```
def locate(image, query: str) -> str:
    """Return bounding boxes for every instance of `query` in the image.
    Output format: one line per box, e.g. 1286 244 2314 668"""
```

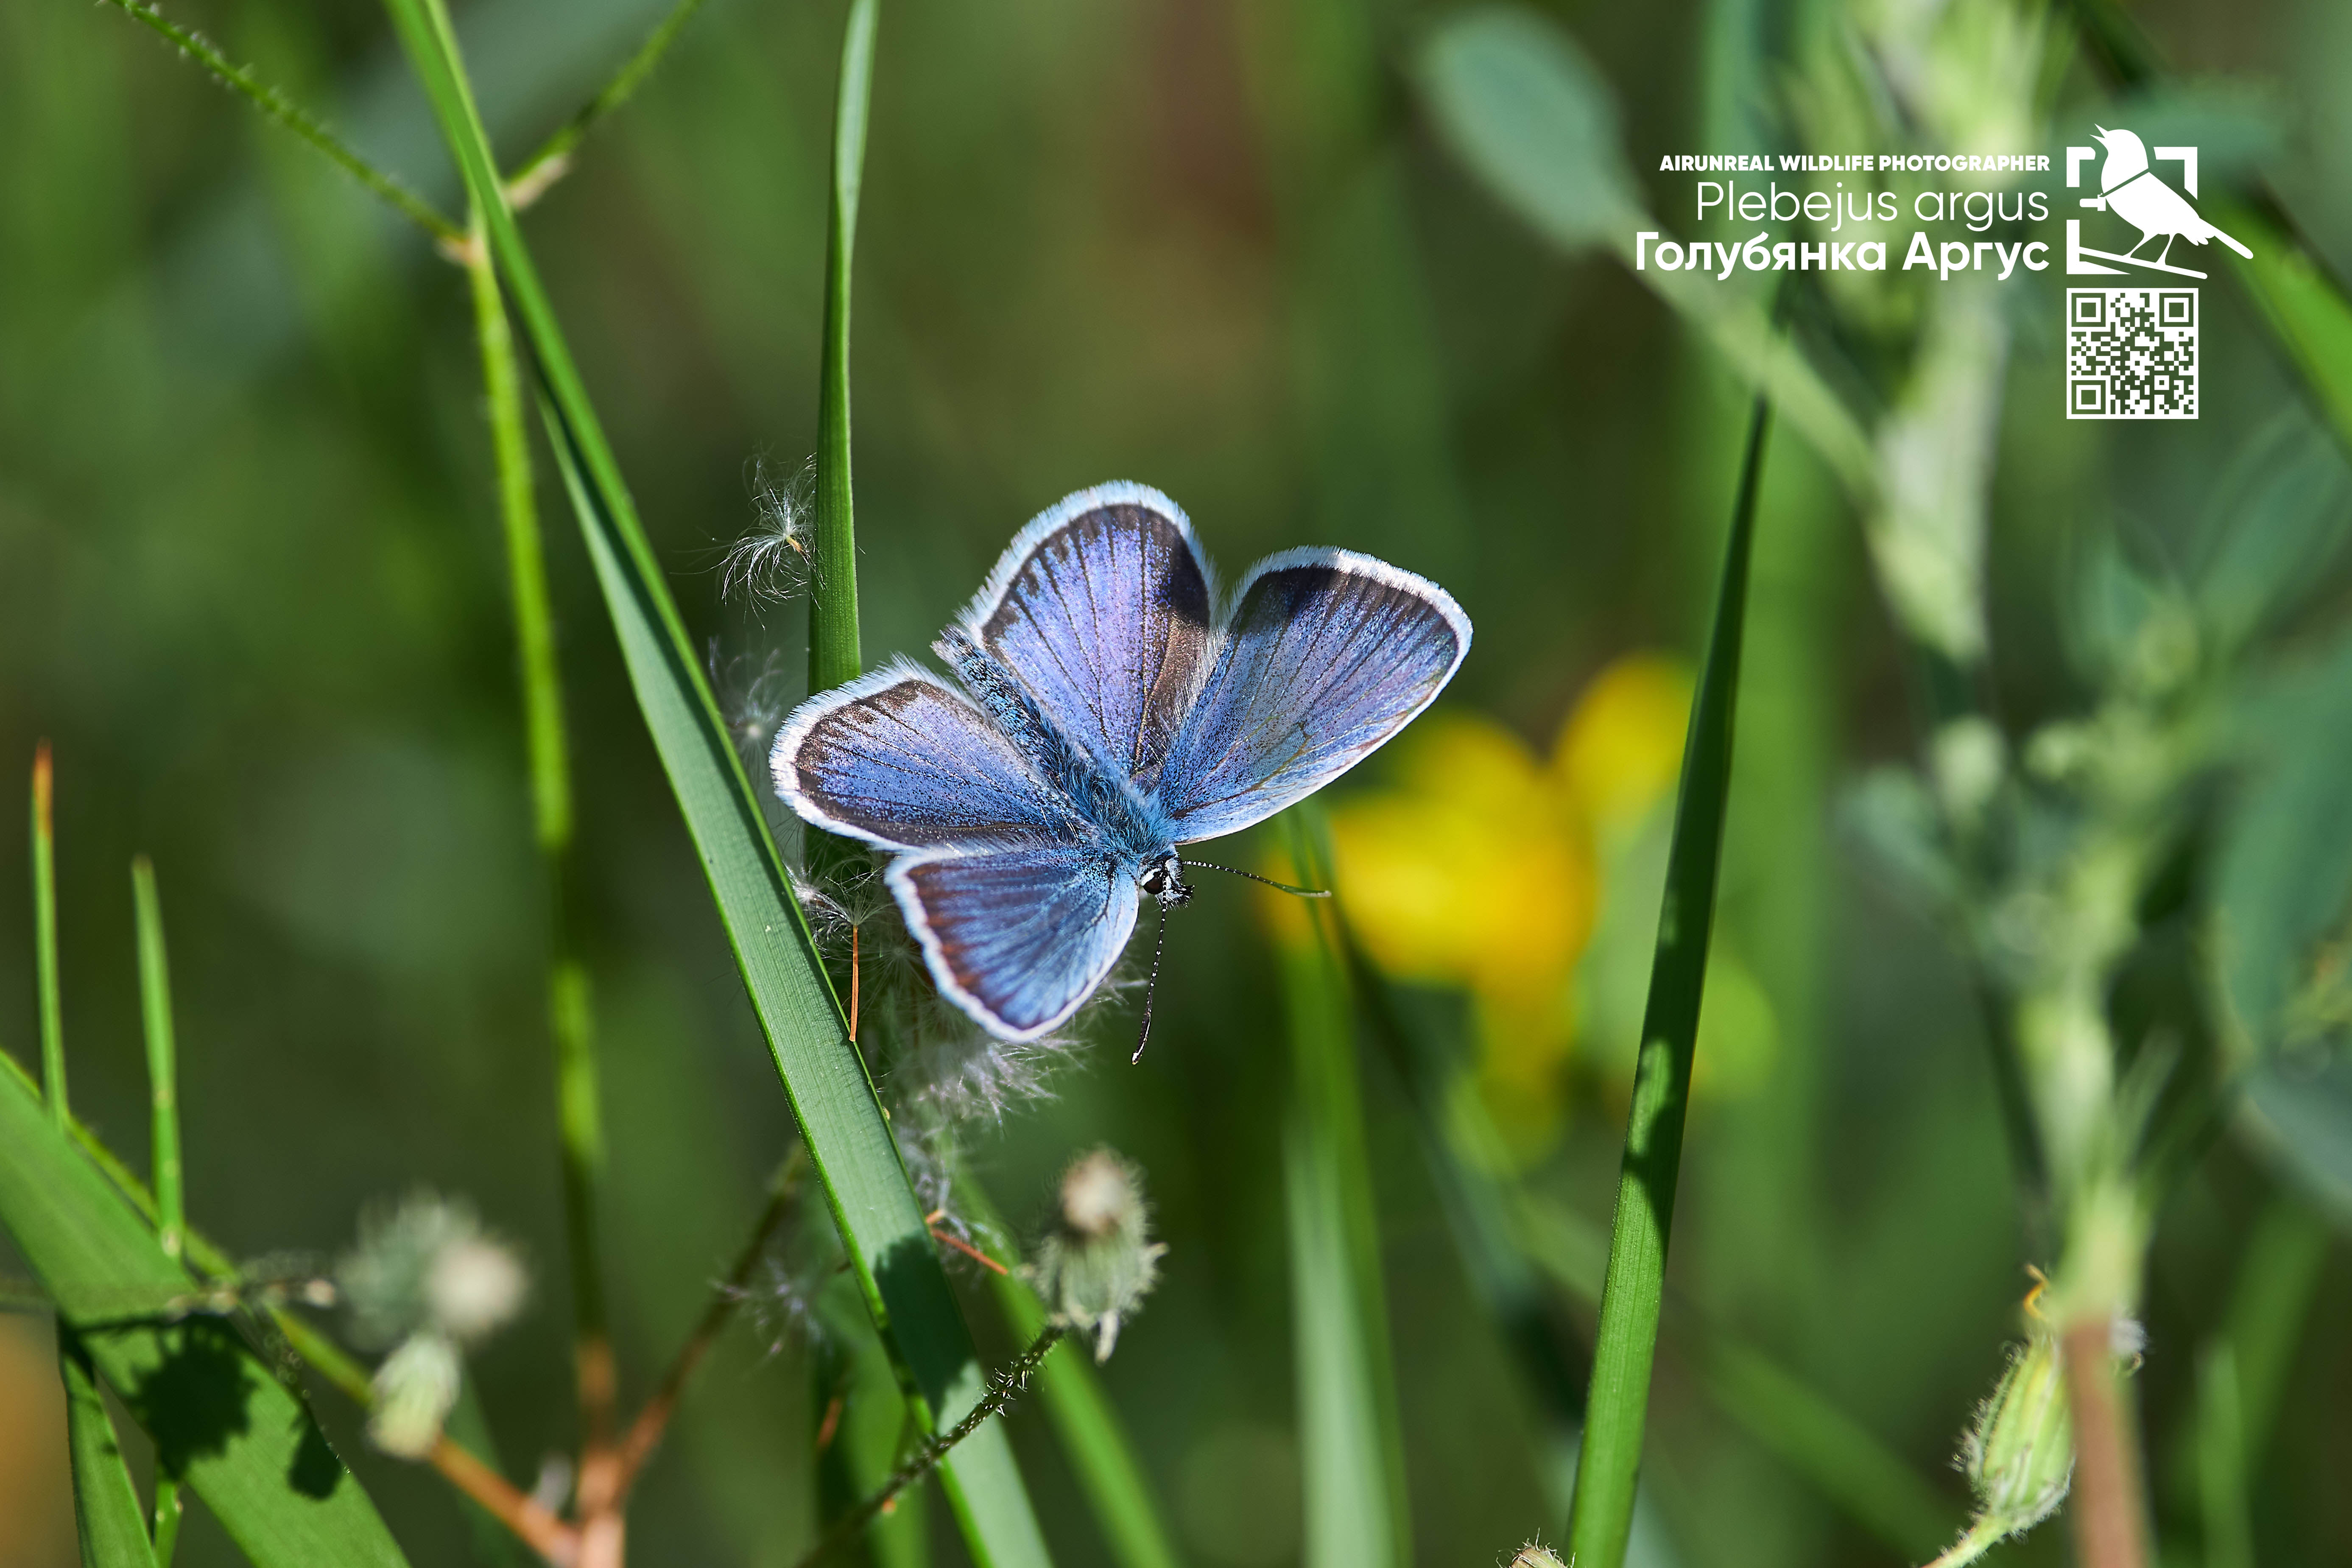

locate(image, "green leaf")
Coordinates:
2240 1054 2352 1227
1413 6 1638 253
0 1056 411 1566
2214 637 2352 1053
1279 810 1408 1568
375 3 1050 1560
60 1328 160 1568
2227 208 2352 459
1566 393 1772 1568
1413 7 1873 497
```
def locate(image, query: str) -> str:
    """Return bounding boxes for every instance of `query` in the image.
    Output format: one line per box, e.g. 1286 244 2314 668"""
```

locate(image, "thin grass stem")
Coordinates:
462 209 619 1543
152 1479 185 1563
379 2 1053 1560
800 0 879 897
130 858 184 1263
97 0 461 246
808 0 877 700
1280 808 1408 1568
611 1152 806 1499
31 743 65 1130
506 0 712 207
131 856 189 1559
1564 388 1772 1568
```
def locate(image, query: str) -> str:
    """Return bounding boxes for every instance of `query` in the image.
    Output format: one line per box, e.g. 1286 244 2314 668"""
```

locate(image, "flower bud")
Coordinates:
1960 1325 2073 1536
1028 1149 1165 1362
368 1332 461 1459
1512 1545 1567 1568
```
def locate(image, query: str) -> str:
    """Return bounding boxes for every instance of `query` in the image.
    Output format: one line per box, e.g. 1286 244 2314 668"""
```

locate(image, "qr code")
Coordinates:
2067 288 2197 419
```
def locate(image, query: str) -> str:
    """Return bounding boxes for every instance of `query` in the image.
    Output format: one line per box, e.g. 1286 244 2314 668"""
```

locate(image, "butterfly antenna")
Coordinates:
1133 903 1170 1065
1178 858 1332 899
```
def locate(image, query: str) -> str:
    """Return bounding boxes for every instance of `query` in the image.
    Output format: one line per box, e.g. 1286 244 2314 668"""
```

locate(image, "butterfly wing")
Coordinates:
947 482 1218 791
1155 548 1470 842
770 661 1078 851
889 845 1137 1041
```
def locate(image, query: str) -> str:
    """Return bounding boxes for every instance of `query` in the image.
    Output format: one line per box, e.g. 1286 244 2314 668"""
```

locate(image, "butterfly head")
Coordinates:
1138 852 1193 909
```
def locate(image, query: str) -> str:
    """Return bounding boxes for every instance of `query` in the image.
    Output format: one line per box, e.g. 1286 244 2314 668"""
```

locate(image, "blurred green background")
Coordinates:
3 0 2349 1564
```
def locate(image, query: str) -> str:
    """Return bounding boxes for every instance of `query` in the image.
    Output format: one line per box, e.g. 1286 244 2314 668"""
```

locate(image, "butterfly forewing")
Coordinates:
1156 549 1469 843
890 846 1138 1041
956 483 1216 791
771 664 1081 851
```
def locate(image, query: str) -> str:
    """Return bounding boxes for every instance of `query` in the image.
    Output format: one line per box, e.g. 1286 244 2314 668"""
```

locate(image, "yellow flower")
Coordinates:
1299 651 1776 1152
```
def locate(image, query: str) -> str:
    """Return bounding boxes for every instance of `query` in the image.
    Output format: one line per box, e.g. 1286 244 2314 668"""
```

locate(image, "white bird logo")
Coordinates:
2079 126 2251 271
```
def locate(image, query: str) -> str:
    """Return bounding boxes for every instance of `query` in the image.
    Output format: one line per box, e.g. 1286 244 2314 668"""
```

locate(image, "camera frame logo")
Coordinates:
2062 129 2248 421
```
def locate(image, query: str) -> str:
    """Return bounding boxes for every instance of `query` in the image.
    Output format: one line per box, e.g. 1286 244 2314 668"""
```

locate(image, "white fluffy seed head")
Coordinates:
427 1235 529 1344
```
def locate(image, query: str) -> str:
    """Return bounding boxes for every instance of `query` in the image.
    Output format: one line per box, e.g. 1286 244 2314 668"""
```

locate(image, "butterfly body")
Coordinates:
773 483 1467 1043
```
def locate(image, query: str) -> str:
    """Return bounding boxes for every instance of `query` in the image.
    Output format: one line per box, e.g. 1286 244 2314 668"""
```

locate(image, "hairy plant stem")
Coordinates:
793 1328 1065 1568
98 0 461 244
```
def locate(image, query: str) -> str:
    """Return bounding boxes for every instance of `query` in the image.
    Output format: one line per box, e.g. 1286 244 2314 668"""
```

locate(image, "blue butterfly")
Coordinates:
770 482 1470 1045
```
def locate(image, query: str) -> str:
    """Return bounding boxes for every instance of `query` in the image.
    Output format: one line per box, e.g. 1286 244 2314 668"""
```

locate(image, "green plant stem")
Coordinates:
129 859 183 1263
795 1330 1065 1568
32 743 66 1130
802 0 878 895
506 0 712 205
377 2 1051 1560
97 0 460 247
152 1480 184 1564
808 0 875 700
461 209 618 1526
962 1179 1187 1568
1280 809 1408 1568
1565 388 1771 1568
131 857 188 1561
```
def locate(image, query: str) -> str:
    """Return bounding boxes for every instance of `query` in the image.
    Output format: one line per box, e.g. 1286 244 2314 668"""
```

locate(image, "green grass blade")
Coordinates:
376 3 1050 1559
2225 211 2352 456
1280 809 1408 1568
809 0 877 699
59 1328 161 1568
32 742 66 1129
129 858 182 1264
964 1179 1187 1568
1693 1336 1953 1557
1566 392 1772 1568
0 1056 412 1566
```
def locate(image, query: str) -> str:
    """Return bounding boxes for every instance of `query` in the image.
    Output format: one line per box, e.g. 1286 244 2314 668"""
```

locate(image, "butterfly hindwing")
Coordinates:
1155 549 1470 842
953 483 1217 791
770 662 1079 852
889 845 1139 1041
